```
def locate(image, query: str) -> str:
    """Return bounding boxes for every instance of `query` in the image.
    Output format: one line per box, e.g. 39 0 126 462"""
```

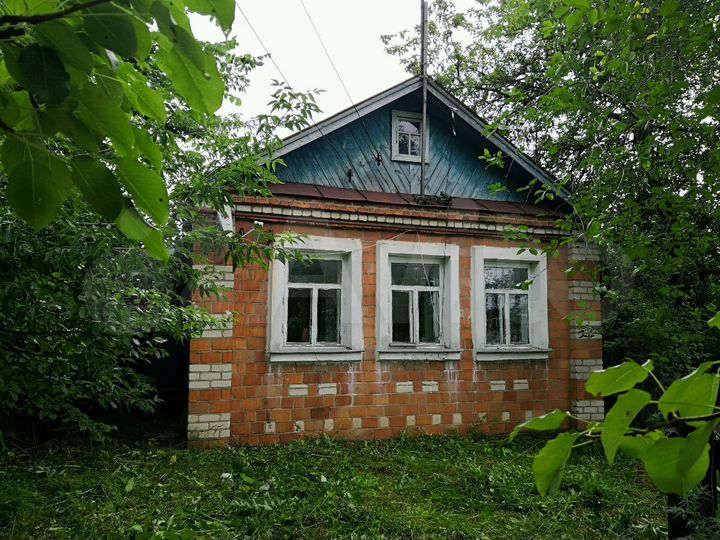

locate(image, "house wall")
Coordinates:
187 195 602 447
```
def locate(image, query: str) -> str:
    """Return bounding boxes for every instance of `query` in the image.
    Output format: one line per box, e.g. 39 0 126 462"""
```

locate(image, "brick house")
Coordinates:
188 77 603 446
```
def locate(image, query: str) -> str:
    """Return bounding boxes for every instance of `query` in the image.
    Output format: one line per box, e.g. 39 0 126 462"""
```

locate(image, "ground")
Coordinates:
0 418 666 540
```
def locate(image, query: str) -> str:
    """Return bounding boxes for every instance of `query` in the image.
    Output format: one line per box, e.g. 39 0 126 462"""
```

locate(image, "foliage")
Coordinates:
0 426 665 539
513 347 719 498
384 0 720 384
0 0 236 256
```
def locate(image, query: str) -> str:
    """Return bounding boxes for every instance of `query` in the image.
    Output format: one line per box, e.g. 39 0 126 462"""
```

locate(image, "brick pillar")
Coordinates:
567 243 604 423
188 264 235 447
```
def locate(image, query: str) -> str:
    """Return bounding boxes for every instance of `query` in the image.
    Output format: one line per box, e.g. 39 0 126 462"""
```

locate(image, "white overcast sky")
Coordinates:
191 0 475 123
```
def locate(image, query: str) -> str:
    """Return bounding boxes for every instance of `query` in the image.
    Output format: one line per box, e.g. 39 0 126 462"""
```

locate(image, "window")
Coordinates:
269 236 363 362
472 246 549 361
376 241 460 361
391 111 427 162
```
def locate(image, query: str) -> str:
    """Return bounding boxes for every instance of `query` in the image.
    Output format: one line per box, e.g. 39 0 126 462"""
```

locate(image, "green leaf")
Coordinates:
118 63 167 124
708 312 720 329
142 228 170 262
185 0 236 33
15 45 69 106
659 368 719 420
533 432 580 496
617 435 655 459
125 478 135 493
115 199 152 240
586 360 652 397
115 158 169 225
70 156 124 219
75 84 135 155
83 4 138 58
155 34 224 115
631 18 645 34
510 409 568 441
7 158 73 230
153 3 208 72
643 437 709 496
601 389 651 464
131 126 163 171
562 0 590 9
660 0 680 17
38 108 101 153
35 20 93 72
677 420 719 481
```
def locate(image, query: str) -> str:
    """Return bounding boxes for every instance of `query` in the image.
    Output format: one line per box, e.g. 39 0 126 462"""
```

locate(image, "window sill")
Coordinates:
475 347 551 361
269 348 364 363
376 347 462 361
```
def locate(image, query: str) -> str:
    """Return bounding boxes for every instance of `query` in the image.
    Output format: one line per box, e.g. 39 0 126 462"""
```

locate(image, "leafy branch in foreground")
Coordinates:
513 315 720 498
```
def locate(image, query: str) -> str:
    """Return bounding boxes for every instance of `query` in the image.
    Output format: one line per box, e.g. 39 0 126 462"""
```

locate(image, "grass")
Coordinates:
0 420 666 540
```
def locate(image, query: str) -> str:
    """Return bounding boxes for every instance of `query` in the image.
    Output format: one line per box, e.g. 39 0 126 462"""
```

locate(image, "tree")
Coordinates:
0 2 322 437
384 0 720 386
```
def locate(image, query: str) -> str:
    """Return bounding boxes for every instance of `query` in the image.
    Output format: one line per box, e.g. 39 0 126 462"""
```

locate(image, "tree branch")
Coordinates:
0 0 111 26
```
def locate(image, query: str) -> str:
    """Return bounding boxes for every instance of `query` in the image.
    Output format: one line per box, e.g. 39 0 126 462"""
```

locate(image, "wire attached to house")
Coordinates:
297 0 403 194
236 2 362 187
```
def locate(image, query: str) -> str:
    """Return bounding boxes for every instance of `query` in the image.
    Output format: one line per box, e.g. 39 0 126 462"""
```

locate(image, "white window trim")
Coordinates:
376 241 460 361
269 236 363 363
391 110 429 163
472 246 550 361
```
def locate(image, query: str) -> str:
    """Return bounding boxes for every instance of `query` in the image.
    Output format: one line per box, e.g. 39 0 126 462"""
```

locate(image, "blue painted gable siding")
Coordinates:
276 91 534 202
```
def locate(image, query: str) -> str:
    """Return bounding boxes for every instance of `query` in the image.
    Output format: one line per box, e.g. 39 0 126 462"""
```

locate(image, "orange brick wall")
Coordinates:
188 195 602 447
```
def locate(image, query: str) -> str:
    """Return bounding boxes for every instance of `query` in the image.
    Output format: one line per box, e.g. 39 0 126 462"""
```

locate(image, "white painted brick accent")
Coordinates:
187 412 230 440
432 414 441 425
568 242 600 262
477 412 488 423
572 399 605 421
379 416 389 428
264 421 276 434
288 384 309 396
490 380 506 392
568 280 599 301
570 358 604 380
525 410 534 421
188 363 231 389
352 418 362 429
395 381 413 393
193 264 235 290
422 381 439 393
294 420 305 432
201 312 234 339
324 419 334 431
513 379 529 391
501 411 510 422
318 383 337 396
406 415 416 426
570 319 602 340
452 413 462 425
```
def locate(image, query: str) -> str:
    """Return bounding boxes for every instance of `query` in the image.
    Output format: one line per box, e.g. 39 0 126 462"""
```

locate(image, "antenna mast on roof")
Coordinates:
420 0 428 197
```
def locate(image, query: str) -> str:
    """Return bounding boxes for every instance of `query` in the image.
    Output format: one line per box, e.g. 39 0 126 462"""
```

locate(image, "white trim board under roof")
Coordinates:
275 76 569 202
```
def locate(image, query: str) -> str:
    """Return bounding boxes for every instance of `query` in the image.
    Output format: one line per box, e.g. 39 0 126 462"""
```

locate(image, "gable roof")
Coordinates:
275 76 569 202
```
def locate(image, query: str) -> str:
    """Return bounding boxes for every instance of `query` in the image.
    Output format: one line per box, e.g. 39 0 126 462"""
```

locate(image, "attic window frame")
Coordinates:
391 110 428 163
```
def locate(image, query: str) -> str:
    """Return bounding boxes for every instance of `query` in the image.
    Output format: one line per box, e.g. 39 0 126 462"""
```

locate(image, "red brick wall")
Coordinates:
188 195 601 447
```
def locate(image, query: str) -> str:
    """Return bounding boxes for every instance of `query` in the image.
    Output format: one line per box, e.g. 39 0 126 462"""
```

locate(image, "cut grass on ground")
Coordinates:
0 426 666 540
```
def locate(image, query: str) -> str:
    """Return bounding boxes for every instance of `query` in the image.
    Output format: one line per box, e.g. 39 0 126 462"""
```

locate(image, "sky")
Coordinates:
191 0 475 124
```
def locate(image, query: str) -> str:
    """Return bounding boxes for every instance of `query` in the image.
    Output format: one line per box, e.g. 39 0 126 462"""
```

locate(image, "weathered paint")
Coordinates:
276 90 537 202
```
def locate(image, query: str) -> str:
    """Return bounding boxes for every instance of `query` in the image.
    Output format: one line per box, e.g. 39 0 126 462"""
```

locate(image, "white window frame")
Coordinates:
376 241 460 361
391 110 429 163
269 236 363 362
472 246 550 361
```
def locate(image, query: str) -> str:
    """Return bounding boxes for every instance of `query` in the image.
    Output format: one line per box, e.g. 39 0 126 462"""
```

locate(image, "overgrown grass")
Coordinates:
0 422 666 540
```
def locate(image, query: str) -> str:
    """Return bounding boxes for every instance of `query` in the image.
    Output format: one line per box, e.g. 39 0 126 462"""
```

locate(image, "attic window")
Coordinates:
392 111 427 162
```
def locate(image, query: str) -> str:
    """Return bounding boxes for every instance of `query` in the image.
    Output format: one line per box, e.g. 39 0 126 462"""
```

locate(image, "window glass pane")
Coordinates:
485 266 528 289
409 134 421 156
398 119 420 135
509 294 530 345
418 290 440 343
398 133 409 155
485 293 505 345
287 288 311 343
317 288 340 343
392 290 411 342
391 262 440 286
289 259 341 284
